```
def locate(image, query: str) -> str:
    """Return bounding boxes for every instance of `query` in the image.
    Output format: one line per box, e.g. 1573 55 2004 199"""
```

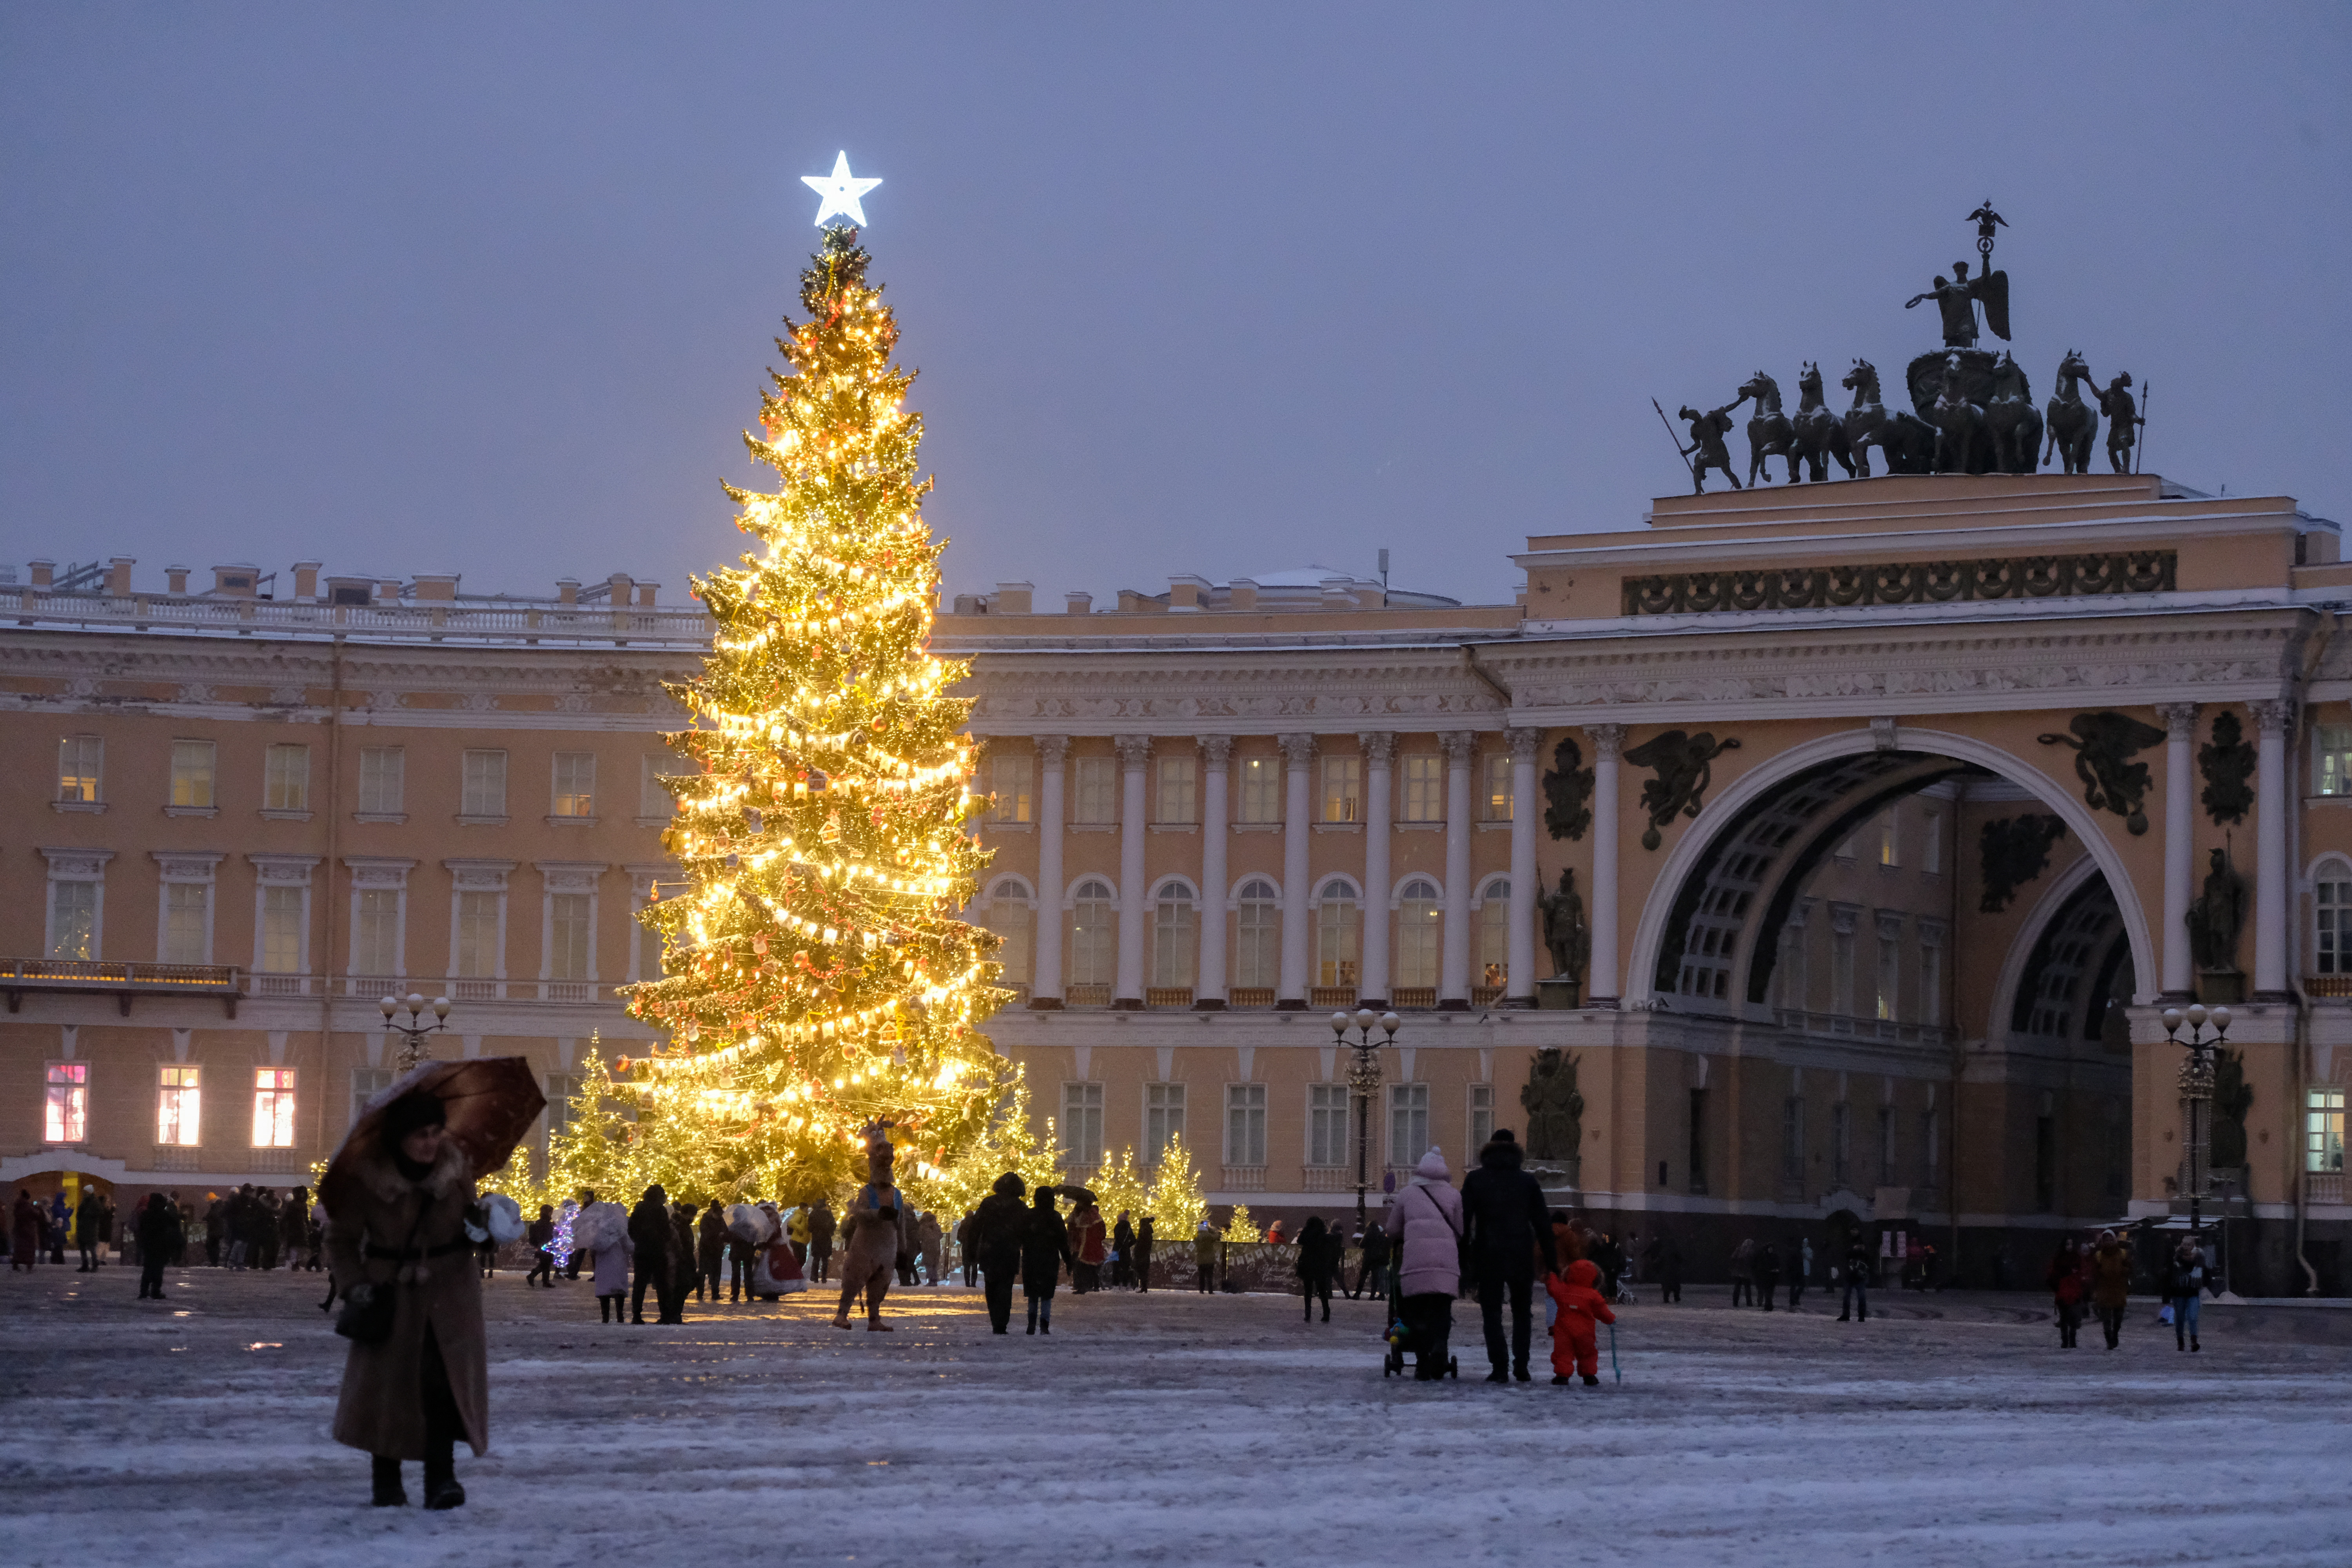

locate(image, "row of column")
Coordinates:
1022 729 1576 1011
2159 700 2290 1000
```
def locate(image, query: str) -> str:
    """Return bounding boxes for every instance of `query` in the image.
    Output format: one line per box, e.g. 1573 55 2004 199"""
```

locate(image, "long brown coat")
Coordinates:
2089 1239 2133 1311
323 1140 489 1459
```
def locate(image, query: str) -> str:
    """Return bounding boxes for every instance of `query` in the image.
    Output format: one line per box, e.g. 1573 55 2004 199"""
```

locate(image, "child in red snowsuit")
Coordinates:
1545 1258 1616 1385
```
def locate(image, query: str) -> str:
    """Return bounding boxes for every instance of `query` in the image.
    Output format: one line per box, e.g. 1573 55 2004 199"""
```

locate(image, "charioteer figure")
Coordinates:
1906 259 2009 349
2094 372 2144 474
1676 400 1745 494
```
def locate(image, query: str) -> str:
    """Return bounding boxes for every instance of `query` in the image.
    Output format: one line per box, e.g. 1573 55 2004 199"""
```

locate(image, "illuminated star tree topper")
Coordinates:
801 151 882 228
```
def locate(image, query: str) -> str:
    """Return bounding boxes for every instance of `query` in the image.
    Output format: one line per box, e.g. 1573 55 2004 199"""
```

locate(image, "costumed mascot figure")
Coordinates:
831 1123 916 1331
739 1200 804 1299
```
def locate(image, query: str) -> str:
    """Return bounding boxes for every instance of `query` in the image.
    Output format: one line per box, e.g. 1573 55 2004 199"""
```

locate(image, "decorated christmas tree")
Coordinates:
618 223 1006 1204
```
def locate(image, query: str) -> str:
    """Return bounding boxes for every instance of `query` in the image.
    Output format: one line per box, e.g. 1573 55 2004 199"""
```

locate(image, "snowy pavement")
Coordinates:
4 1265 2349 1568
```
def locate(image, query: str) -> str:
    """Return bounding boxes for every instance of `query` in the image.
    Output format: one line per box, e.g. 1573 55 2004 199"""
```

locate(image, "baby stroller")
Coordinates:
1379 1253 1458 1379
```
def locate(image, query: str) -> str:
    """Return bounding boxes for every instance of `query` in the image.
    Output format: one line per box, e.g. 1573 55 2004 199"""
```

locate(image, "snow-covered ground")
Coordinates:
4 1264 2348 1567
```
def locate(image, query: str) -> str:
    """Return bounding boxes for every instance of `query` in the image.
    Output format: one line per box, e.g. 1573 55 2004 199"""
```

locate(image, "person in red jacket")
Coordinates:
1544 1258 1616 1386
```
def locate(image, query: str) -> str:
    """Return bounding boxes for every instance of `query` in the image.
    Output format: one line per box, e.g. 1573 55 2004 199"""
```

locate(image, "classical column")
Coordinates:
1277 732 1316 1008
1195 737 1231 1009
1030 737 1068 1008
1358 732 1395 1006
2157 703 2198 998
1439 731 1478 1008
2252 699 2290 999
1586 724 1626 1007
1114 734 1152 1009
1506 728 1541 1005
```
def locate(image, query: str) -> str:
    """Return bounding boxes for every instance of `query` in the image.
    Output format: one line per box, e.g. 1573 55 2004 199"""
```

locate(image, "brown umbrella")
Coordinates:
321 1057 546 1218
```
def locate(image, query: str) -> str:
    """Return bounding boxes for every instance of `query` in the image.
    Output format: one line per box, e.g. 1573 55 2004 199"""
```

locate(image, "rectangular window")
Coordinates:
260 885 304 973
1225 1083 1267 1167
1688 1088 1708 1194
354 889 400 974
1151 893 1196 989
982 896 1030 984
1877 932 1900 1022
2310 1087 2347 1173
640 756 675 819
1072 756 1116 824
57 735 102 802
163 882 209 965
171 740 217 808
1878 1105 1897 1185
1781 1094 1806 1183
1831 1101 1851 1186
1308 1083 1349 1168
252 1068 297 1148
1483 754 1513 821
1320 756 1361 823
1919 942 1944 1027
1388 1082 1430 1167
551 752 595 818
1468 1083 1495 1151
548 894 592 981
545 1072 583 1141
461 750 508 817
1070 886 1116 985
45 1062 89 1143
990 752 1034 824
49 880 98 960
1922 812 1942 875
2319 882 2352 976
456 891 501 978
1400 755 1444 822
264 744 310 811
158 1065 202 1147
1236 755 1281 823
1157 755 1197 824
1877 809 1899 867
2318 724 2352 796
350 1068 392 1132
1234 890 1279 989
358 747 404 814
1831 928 1855 1015
1478 888 1511 990
1144 1082 1186 1165
1062 1081 1104 1167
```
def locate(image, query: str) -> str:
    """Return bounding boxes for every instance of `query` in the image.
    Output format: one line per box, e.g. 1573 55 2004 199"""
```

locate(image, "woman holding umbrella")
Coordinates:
322 1060 543 1510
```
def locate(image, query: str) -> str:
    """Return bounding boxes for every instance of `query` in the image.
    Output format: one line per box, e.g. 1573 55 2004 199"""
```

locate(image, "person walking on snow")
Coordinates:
1193 1220 1221 1294
1021 1187 1074 1334
627 1186 676 1325
969 1172 1029 1333
1729 1237 1756 1307
1296 1216 1341 1322
135 1192 177 1299
2089 1230 2132 1350
1383 1147 1466 1381
1545 1258 1617 1385
1755 1241 1782 1311
1837 1236 1872 1322
1352 1220 1390 1300
806 1199 836 1285
2166 1236 2209 1352
1461 1129 1556 1383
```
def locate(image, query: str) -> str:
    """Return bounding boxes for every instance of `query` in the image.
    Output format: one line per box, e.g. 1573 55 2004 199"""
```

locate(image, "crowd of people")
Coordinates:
7 1183 323 1285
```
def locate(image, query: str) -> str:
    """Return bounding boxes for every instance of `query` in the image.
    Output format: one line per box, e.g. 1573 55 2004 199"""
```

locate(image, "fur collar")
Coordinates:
352 1138 471 1207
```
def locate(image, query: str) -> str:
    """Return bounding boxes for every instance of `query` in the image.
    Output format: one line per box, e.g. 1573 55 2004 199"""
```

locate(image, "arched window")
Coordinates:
1152 881 1197 989
1315 877 1360 990
1234 879 1280 989
984 880 1033 984
1070 878 1115 986
1396 878 1441 990
1477 878 1511 990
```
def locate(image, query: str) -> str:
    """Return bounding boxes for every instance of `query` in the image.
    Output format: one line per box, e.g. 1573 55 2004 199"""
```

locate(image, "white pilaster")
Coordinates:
2157 703 2197 998
1278 732 1316 1007
1114 734 1152 1007
1031 737 1069 1006
1439 731 1477 1007
1196 737 1231 1008
2252 700 2290 998
1507 728 1541 1004
1359 732 1395 1005
1587 724 1625 1006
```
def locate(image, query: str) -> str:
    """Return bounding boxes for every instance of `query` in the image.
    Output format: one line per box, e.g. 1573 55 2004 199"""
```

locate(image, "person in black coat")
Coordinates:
1019 1187 1074 1335
1133 1216 1156 1293
1296 1216 1341 1323
1351 1220 1391 1300
1755 1241 1782 1311
73 1190 104 1272
695 1204 726 1303
1649 1232 1684 1304
968 1172 1030 1334
807 1200 837 1284
1459 1129 1556 1382
134 1193 178 1299
628 1185 677 1324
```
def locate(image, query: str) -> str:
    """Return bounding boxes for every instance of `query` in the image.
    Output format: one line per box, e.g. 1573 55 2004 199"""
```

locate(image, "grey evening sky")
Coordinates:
3 4 2347 609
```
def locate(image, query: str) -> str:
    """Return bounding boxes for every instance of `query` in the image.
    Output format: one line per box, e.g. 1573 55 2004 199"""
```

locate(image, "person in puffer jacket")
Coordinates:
1380 1147 1465 1381
1544 1258 1616 1385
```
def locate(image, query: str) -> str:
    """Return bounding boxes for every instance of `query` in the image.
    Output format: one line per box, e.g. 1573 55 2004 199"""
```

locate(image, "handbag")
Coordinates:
334 1204 427 1346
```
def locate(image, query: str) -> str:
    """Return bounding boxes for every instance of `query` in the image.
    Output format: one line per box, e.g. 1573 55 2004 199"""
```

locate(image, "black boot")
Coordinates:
371 1456 407 1508
423 1443 465 1510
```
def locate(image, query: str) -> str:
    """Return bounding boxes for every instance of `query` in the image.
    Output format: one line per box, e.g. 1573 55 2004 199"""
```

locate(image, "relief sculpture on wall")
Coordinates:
2036 711 2167 834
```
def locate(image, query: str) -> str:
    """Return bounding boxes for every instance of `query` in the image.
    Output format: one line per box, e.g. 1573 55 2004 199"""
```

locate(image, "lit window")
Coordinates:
1878 810 1899 868
1072 757 1116 824
1151 885 1196 989
1236 755 1281 823
1478 880 1511 989
49 880 98 960
163 882 209 964
1877 929 1900 1021
1314 878 1359 990
1320 756 1361 823
171 740 217 808
260 886 304 973
1156 755 1197 824
1233 879 1279 989
45 1062 89 1143
358 747 404 814
456 891 501 977
2319 881 2352 975
1388 1082 1430 1166
264 744 310 811
158 1065 202 1147
1225 1083 1267 1167
990 752 1034 824
252 1068 298 1148
56 736 102 803
2310 1088 2347 1174
1144 1082 1186 1165
354 889 401 975
1400 755 1443 822
548 894 592 981
1483 754 1513 821
552 753 596 818
461 750 508 817
1395 878 1441 989
1069 879 1115 985
2318 725 2352 797
1061 1082 1104 1167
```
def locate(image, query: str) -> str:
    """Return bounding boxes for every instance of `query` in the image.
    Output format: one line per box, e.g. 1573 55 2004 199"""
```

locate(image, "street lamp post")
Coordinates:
2160 1001 2232 1236
1331 1008 1402 1233
381 992 454 1072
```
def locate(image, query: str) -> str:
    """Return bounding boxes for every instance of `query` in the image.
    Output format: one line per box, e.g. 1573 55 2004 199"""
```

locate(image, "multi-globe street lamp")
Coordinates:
381 991 454 1072
2160 1001 2232 1236
1330 1007 1402 1232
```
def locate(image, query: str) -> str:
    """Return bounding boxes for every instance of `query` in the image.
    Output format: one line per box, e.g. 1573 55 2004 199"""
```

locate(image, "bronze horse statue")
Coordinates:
1790 362 1855 482
1983 351 2043 474
1739 370 1798 485
1840 359 1935 475
2044 349 2100 474
1929 353 1984 474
